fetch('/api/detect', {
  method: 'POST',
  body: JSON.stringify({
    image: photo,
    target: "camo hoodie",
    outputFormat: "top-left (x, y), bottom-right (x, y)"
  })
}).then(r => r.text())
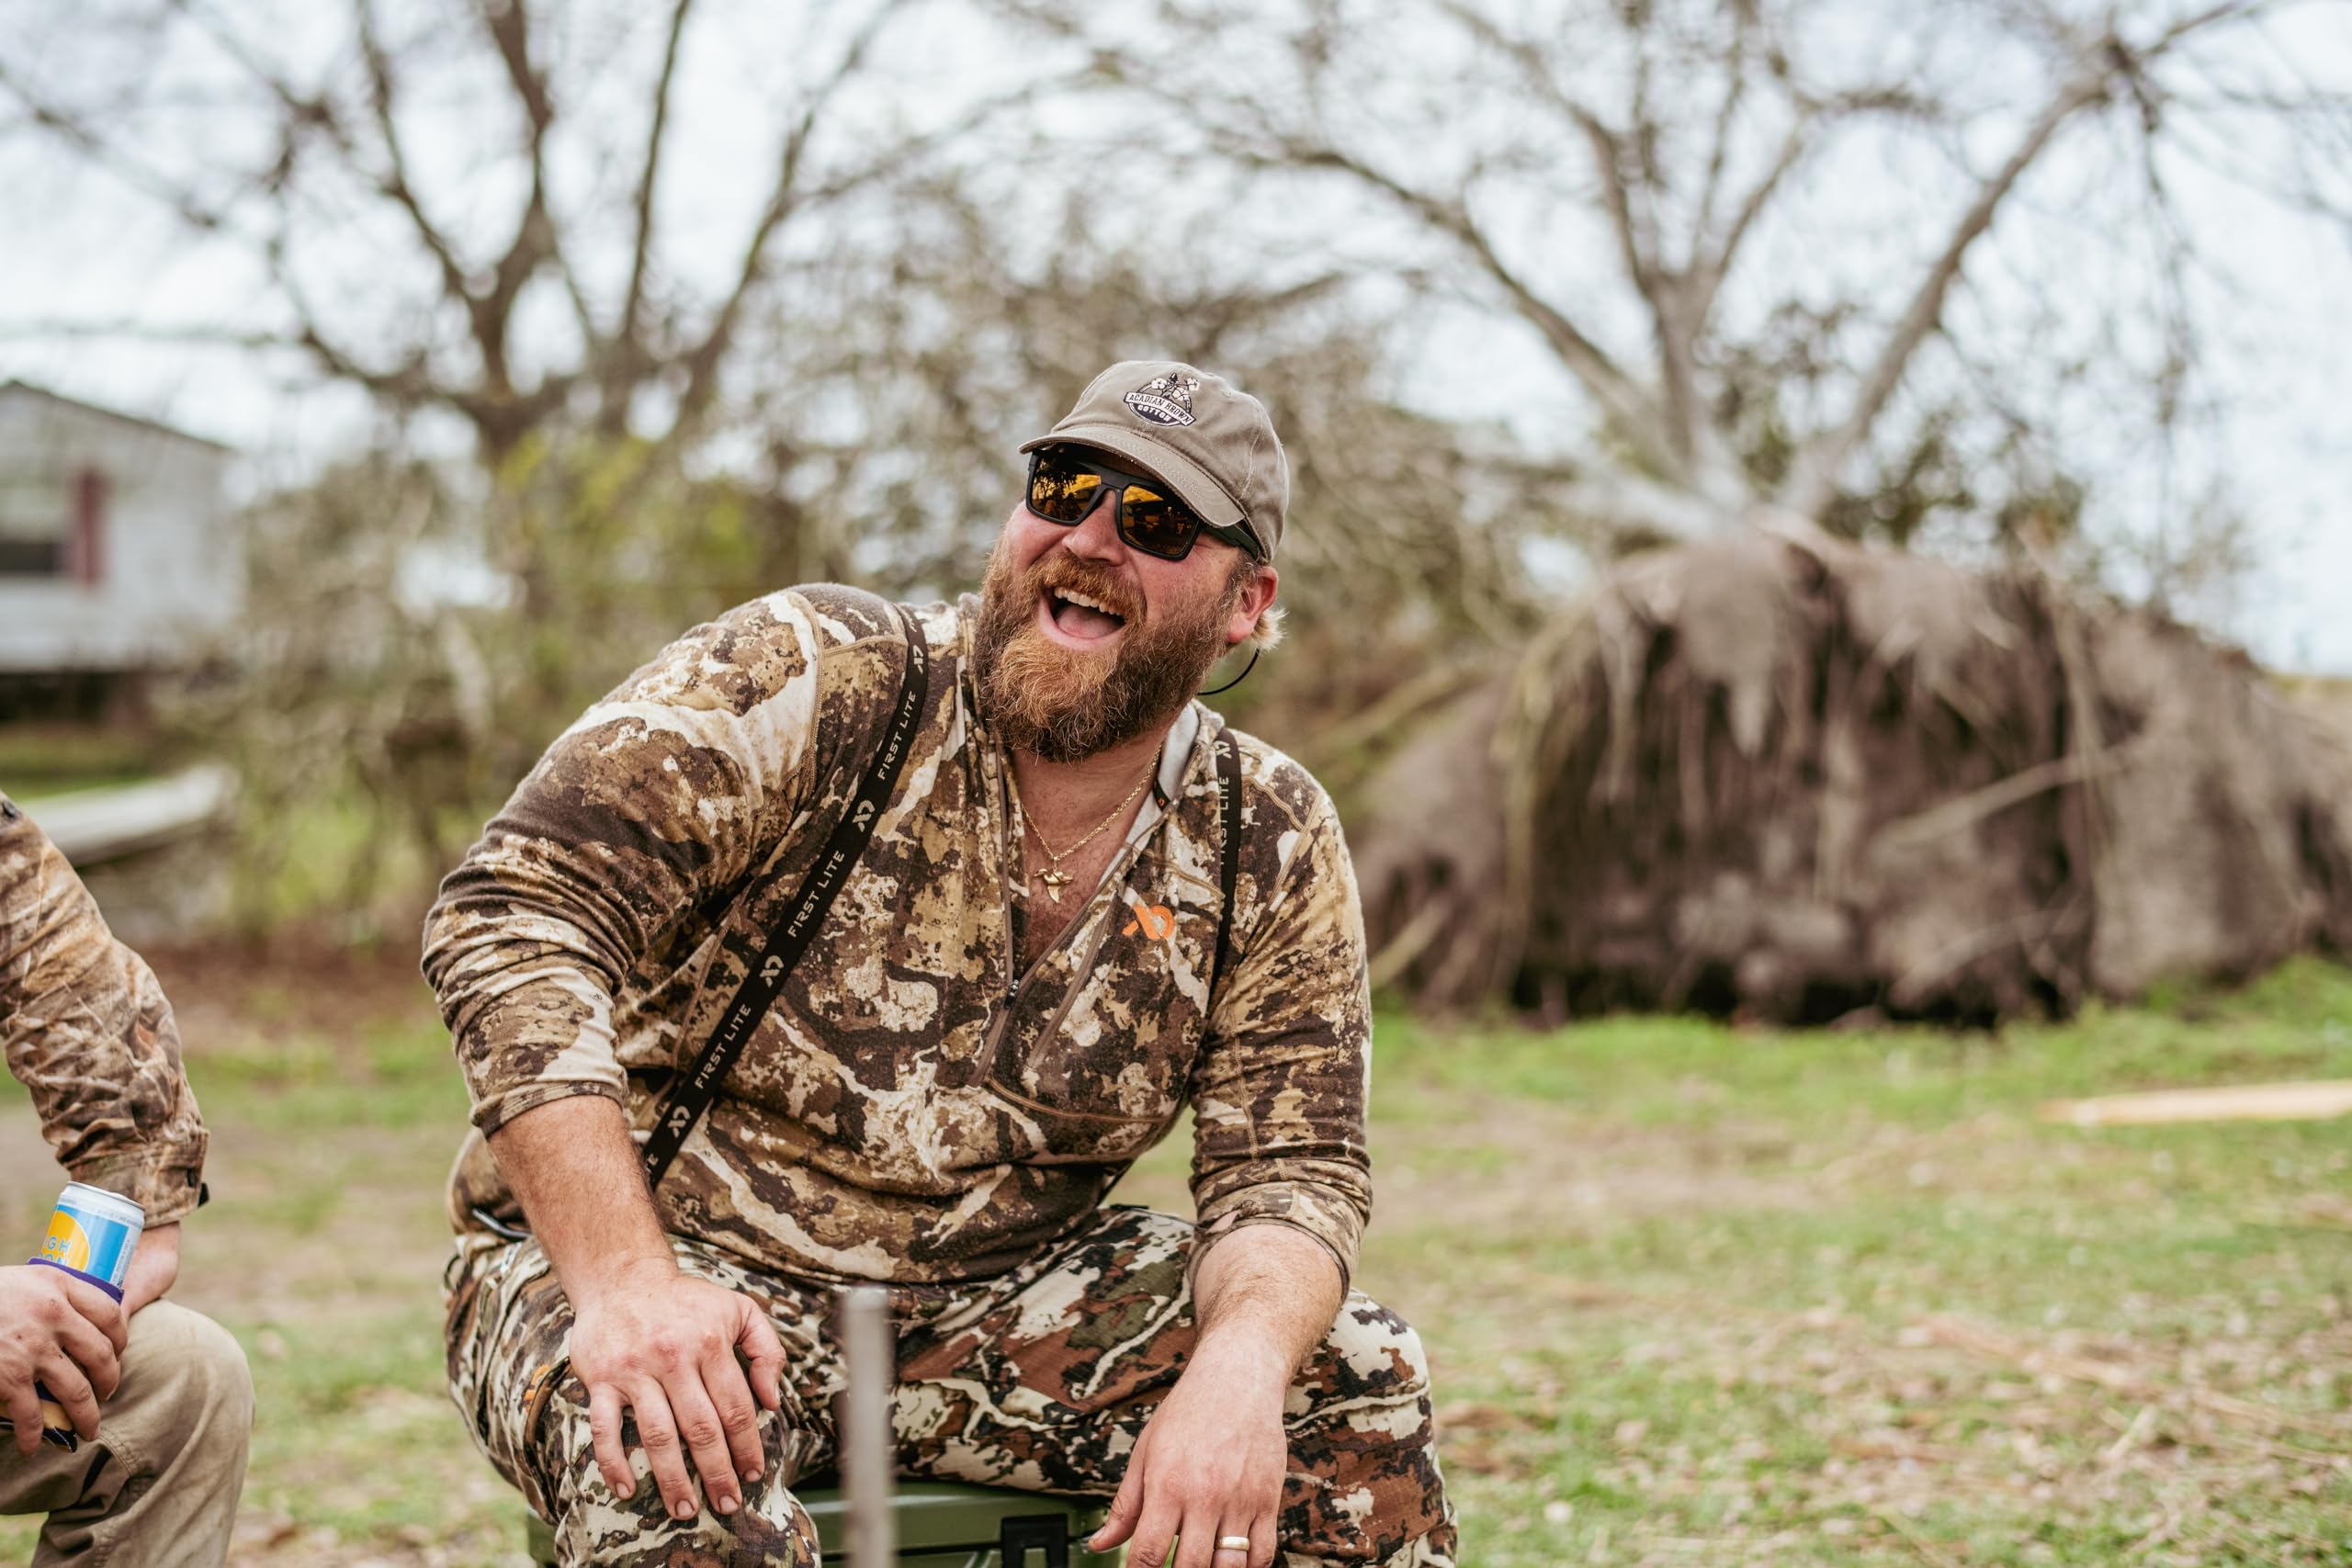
top-left (424, 586), bottom-right (1373, 1287)
top-left (0, 794), bottom-right (210, 1223)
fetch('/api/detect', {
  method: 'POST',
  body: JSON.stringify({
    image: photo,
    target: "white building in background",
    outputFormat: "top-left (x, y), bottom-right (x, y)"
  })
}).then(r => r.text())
top-left (0, 380), bottom-right (241, 682)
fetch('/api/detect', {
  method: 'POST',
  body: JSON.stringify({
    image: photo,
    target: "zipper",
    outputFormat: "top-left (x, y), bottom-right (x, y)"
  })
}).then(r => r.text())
top-left (978, 731), bottom-right (1161, 1061)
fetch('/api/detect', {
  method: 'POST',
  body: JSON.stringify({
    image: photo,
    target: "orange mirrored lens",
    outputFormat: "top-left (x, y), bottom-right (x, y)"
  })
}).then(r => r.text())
top-left (1117, 488), bottom-right (1197, 555)
top-left (1030, 458), bottom-right (1103, 522)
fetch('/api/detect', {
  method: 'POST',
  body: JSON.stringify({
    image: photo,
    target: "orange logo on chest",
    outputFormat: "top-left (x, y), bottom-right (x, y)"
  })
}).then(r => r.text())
top-left (1123, 903), bottom-right (1176, 941)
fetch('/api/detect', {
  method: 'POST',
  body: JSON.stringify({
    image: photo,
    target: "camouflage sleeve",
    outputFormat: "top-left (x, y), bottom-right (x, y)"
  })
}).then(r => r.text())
top-left (0, 795), bottom-right (210, 1224)
top-left (1190, 784), bottom-right (1374, 1291)
top-left (422, 594), bottom-right (826, 1135)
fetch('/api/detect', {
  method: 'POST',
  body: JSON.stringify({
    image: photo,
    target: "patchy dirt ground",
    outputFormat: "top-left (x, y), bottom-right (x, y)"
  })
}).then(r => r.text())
top-left (1, 944), bottom-right (2346, 1564)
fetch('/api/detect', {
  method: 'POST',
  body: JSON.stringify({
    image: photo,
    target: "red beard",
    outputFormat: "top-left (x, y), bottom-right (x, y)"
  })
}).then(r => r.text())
top-left (971, 540), bottom-right (1238, 761)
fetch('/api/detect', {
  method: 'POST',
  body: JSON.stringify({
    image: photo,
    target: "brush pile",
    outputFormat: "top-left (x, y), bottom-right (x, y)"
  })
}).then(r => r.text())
top-left (1351, 531), bottom-right (2352, 1023)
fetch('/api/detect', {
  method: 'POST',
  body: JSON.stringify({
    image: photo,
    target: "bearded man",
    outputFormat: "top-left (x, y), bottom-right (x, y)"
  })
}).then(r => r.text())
top-left (425, 361), bottom-right (1455, 1568)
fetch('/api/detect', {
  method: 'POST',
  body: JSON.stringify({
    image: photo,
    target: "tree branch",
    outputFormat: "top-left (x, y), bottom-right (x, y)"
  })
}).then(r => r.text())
top-left (354, 0), bottom-right (477, 317)
top-left (1258, 133), bottom-right (1681, 480)
top-left (1778, 1), bottom-right (2282, 524)
top-left (1430, 0), bottom-right (1741, 489)
top-left (1692, 5), bottom-right (1758, 243)
top-left (469, 0), bottom-right (561, 402)
top-left (1431, 2), bottom-right (1655, 297)
top-left (1777, 53), bottom-right (2112, 522)
top-left (0, 59), bottom-right (232, 233)
top-left (1555, 466), bottom-right (1746, 543)
top-left (1695, 112), bottom-right (1811, 323)
top-left (673, 0), bottom-right (920, 431)
top-left (618, 0), bottom-right (698, 372)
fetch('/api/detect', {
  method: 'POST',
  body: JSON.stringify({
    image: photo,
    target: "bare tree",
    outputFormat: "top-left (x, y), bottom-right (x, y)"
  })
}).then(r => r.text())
top-left (0, 0), bottom-right (1034, 473)
top-left (1004, 0), bottom-right (2352, 562)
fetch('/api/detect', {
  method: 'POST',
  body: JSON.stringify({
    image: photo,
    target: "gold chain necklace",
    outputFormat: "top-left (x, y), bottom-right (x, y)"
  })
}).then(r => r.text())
top-left (1011, 747), bottom-right (1160, 904)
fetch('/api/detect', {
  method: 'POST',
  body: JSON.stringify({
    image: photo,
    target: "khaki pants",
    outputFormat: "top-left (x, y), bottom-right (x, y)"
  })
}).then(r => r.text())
top-left (0, 1300), bottom-right (254, 1567)
top-left (447, 1207), bottom-right (1456, 1567)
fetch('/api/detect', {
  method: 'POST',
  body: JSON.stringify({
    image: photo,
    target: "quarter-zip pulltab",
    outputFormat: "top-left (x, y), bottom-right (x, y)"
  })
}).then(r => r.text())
top-left (988, 727), bottom-right (1036, 1016)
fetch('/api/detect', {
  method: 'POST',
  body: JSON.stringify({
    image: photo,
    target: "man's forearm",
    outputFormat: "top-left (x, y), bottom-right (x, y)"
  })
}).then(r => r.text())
top-left (1190, 1224), bottom-right (1345, 1390)
top-left (488, 1094), bottom-right (677, 1302)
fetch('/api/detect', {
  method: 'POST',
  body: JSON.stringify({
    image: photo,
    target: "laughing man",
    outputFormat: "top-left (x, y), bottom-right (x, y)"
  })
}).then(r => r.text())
top-left (425, 361), bottom-right (1456, 1567)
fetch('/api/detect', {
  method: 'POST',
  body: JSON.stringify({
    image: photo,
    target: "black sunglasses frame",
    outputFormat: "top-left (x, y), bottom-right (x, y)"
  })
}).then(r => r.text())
top-left (1025, 446), bottom-right (1265, 562)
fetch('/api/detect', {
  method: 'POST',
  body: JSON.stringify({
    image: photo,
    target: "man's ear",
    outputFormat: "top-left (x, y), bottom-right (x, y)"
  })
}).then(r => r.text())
top-left (1230, 563), bottom-right (1282, 649)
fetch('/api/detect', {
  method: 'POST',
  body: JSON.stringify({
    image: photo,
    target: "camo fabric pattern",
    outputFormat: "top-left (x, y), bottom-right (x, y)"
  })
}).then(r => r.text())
top-left (0, 793), bottom-right (209, 1221)
top-left (424, 586), bottom-right (1374, 1289)
top-left (445, 1205), bottom-right (1454, 1566)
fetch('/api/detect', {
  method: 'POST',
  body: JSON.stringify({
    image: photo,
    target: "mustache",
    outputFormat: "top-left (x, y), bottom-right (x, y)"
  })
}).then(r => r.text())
top-left (1029, 553), bottom-right (1142, 624)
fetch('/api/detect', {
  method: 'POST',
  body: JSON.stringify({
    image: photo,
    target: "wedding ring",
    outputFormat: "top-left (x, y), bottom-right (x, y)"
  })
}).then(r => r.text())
top-left (1216, 1537), bottom-right (1253, 1552)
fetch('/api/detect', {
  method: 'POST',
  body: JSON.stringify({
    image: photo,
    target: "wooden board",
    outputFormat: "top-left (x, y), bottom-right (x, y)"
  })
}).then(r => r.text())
top-left (21, 765), bottom-right (232, 866)
top-left (2041, 1080), bottom-right (2352, 1126)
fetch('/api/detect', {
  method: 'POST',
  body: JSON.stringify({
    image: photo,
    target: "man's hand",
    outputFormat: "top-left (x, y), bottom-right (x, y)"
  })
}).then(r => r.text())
top-left (1091, 1224), bottom-right (1343, 1568)
top-left (120, 1222), bottom-right (180, 1317)
top-left (0, 1263), bottom-right (127, 1452)
top-left (488, 1094), bottom-right (791, 1520)
top-left (568, 1255), bottom-right (786, 1523)
top-left (1091, 1338), bottom-right (1289, 1568)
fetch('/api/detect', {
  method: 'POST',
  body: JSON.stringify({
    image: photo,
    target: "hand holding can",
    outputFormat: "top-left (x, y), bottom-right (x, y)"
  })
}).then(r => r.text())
top-left (12, 1182), bottom-right (144, 1451)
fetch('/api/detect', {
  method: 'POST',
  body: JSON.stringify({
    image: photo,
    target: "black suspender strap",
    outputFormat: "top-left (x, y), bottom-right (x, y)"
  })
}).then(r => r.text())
top-left (1207, 729), bottom-right (1244, 1004)
top-left (638, 604), bottom-right (931, 1190)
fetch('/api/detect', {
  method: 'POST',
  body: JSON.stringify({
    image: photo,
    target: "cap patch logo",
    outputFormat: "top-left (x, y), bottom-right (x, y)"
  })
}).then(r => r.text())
top-left (1124, 374), bottom-right (1200, 427)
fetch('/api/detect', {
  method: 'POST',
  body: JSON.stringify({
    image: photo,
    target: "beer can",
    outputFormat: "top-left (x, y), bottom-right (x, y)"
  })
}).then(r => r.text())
top-left (14, 1182), bottom-right (145, 1451)
top-left (32, 1182), bottom-right (145, 1296)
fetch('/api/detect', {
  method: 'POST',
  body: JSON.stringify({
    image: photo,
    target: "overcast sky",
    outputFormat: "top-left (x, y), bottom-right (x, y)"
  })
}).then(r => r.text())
top-left (3, 0), bottom-right (2347, 671)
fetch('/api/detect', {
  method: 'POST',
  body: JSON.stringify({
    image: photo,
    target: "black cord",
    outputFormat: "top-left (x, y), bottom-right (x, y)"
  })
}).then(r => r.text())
top-left (1199, 646), bottom-right (1261, 696)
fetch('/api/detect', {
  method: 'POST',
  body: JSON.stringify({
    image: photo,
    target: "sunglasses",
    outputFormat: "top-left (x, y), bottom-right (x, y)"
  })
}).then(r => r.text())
top-left (1025, 446), bottom-right (1264, 562)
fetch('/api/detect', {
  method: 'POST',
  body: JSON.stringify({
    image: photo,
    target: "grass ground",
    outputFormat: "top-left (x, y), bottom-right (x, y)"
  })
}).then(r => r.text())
top-left (0, 946), bottom-right (2346, 1565)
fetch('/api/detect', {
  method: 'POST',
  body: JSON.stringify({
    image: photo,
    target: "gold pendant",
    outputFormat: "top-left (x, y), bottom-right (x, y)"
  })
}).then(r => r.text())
top-left (1036, 867), bottom-right (1074, 903)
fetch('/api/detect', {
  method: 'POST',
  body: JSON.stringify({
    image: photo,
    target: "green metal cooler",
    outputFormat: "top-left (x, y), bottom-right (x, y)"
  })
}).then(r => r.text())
top-left (524, 1480), bottom-right (1123, 1566)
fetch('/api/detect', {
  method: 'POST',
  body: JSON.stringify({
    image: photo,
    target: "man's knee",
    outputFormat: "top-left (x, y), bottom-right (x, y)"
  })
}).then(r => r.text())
top-left (1294, 1294), bottom-right (1432, 1417)
top-left (526, 1374), bottom-right (822, 1567)
top-left (550, 1480), bottom-right (820, 1568)
top-left (111, 1301), bottom-right (255, 1452)
top-left (1283, 1294), bottom-right (1454, 1565)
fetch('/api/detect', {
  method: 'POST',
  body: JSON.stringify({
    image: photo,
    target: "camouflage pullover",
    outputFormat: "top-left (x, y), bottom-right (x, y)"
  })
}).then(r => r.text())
top-left (0, 794), bottom-right (209, 1224)
top-left (424, 587), bottom-right (1374, 1287)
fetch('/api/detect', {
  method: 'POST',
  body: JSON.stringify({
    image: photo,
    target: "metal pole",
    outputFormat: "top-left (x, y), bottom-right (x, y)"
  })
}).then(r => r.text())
top-left (838, 1285), bottom-right (896, 1568)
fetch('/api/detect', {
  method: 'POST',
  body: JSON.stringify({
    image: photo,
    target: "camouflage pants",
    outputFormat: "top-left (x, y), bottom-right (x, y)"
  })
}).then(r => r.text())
top-left (445, 1206), bottom-right (1455, 1566)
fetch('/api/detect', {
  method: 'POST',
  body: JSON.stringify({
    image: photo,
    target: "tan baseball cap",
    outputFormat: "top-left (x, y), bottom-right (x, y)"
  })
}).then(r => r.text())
top-left (1020, 360), bottom-right (1289, 558)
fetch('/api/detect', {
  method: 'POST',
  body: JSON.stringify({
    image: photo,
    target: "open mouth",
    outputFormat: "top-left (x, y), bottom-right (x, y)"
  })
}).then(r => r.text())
top-left (1039, 583), bottom-right (1131, 646)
